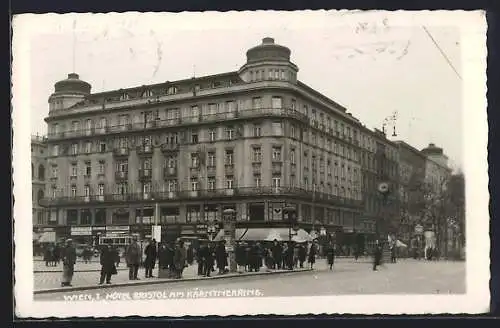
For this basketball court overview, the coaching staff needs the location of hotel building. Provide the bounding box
[41,37,368,244]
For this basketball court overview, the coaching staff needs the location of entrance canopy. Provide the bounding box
[213,228,293,242]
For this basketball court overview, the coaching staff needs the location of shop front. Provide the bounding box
[70,226,93,245]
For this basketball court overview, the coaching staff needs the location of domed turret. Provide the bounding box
[48,73,92,112]
[239,37,299,83]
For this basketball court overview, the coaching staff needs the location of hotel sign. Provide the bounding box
[106,226,130,231]
[71,227,92,236]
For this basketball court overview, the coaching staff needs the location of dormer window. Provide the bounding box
[142,89,153,98]
[167,86,178,95]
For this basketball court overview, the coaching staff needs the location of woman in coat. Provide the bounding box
[99,244,117,284]
[215,241,228,274]
[325,242,335,270]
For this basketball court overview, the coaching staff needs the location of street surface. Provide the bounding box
[34,258,465,301]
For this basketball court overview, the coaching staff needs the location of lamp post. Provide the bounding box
[222,208,237,273]
[283,206,296,242]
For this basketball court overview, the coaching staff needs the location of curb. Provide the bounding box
[34,268,129,273]
[34,269,312,295]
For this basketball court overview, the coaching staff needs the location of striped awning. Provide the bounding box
[213,228,292,242]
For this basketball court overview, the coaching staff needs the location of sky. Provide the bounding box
[20,11,463,169]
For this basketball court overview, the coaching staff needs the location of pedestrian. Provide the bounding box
[271,240,282,270]
[99,244,117,285]
[326,242,335,270]
[286,242,294,270]
[235,242,246,273]
[244,243,251,272]
[298,243,306,268]
[264,246,274,270]
[186,243,194,266]
[126,238,141,280]
[112,246,120,267]
[173,240,187,279]
[215,240,228,274]
[373,240,383,271]
[53,243,61,266]
[60,239,76,287]
[308,241,317,269]
[197,243,207,276]
[205,243,215,277]
[390,244,397,263]
[166,242,175,278]
[293,244,300,268]
[144,239,158,278]
[44,245,52,267]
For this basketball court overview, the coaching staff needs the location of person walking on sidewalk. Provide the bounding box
[99,244,117,285]
[197,243,208,276]
[60,239,76,287]
[204,242,215,277]
[308,241,317,269]
[298,244,306,268]
[173,240,187,279]
[215,240,228,274]
[126,238,141,280]
[372,240,383,271]
[144,239,158,278]
[325,242,335,270]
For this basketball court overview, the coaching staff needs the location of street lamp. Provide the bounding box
[222,208,237,273]
[283,206,296,242]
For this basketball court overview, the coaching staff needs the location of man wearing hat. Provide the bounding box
[61,238,76,287]
[126,237,141,280]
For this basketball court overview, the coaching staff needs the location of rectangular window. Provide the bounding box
[208,103,217,115]
[85,162,92,176]
[70,164,78,177]
[117,183,127,195]
[272,177,281,188]
[142,158,152,170]
[208,177,216,190]
[252,97,262,109]
[225,126,234,140]
[272,122,283,136]
[225,176,234,189]
[70,185,77,197]
[191,177,199,191]
[117,160,128,172]
[84,185,90,197]
[225,149,234,165]
[71,121,80,132]
[252,147,262,162]
[226,101,235,112]
[99,141,107,153]
[191,153,199,168]
[252,125,261,137]
[254,174,262,187]
[52,145,59,156]
[51,165,58,178]
[167,180,178,192]
[290,125,296,138]
[98,184,105,195]
[71,143,78,155]
[98,161,105,175]
[84,142,92,154]
[207,152,216,167]
[191,131,198,144]
[290,149,296,164]
[280,70,285,80]
[272,146,282,161]
[271,97,282,109]
[208,129,217,142]
[143,182,151,195]
[268,70,273,79]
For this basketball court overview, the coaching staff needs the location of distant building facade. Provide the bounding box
[32,135,48,227]
[41,38,366,245]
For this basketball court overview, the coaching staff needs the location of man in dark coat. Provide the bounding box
[215,240,228,274]
[60,239,76,287]
[166,242,175,277]
[285,242,294,270]
[197,243,208,276]
[271,240,282,269]
[126,238,141,280]
[144,239,158,278]
[235,242,246,273]
[373,240,383,271]
[173,240,187,279]
[204,243,215,277]
[298,244,307,268]
[308,242,317,269]
[250,242,262,272]
[186,244,194,265]
[99,244,117,284]
[326,242,335,270]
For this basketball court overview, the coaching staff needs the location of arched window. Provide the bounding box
[37,189,44,203]
[38,164,45,181]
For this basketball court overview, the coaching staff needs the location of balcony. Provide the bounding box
[113,147,129,157]
[137,144,153,155]
[163,166,177,178]
[161,143,180,153]
[139,169,152,180]
[115,171,128,180]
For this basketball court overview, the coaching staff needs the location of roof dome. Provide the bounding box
[53,73,91,95]
[245,37,292,63]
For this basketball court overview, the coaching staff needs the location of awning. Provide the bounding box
[37,231,56,243]
[213,228,292,242]
[396,240,408,248]
[292,229,313,243]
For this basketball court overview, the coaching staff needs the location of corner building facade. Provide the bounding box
[42,38,364,244]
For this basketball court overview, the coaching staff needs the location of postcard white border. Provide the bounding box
[12,10,489,317]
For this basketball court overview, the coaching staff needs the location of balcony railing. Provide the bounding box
[113,147,129,157]
[163,167,177,178]
[137,145,154,155]
[115,171,128,180]
[46,107,310,141]
[161,143,180,153]
[40,186,364,208]
[139,168,152,179]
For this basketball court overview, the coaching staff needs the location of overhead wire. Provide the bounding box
[422,25,462,80]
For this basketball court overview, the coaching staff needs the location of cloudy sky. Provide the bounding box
[18,11,463,169]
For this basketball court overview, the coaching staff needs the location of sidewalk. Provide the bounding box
[34,263,312,294]
[33,259,128,273]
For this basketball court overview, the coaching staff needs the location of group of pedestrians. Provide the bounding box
[43,243,61,267]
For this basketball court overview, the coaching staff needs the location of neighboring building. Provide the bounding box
[394,140,427,243]
[447,172,465,257]
[359,128,400,240]
[31,135,48,227]
[41,37,365,245]
[421,143,452,194]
